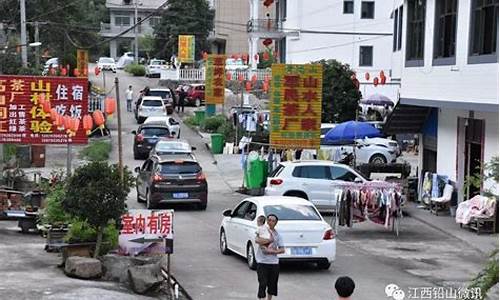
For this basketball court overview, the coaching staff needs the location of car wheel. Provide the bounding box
[146,189,155,209]
[195,98,201,107]
[220,229,230,255]
[246,243,257,270]
[369,154,387,165]
[284,191,308,200]
[317,260,331,270]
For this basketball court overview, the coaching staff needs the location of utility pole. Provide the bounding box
[114,77,124,182]
[134,0,139,63]
[20,0,28,67]
[34,21,40,70]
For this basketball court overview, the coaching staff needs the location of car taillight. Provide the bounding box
[196,172,206,181]
[269,179,283,185]
[323,229,335,240]
[136,134,144,142]
[152,173,163,182]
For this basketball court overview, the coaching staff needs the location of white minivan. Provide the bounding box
[137,96,167,123]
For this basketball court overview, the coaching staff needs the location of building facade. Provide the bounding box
[388,0,498,201]
[99,0,164,59]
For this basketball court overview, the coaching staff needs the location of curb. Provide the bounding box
[406,211,489,255]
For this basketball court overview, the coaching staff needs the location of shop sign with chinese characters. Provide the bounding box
[178,35,195,63]
[270,64,323,149]
[205,55,226,104]
[119,209,174,255]
[76,49,89,77]
[0,75,88,144]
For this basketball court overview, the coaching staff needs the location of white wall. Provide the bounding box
[400,0,499,106]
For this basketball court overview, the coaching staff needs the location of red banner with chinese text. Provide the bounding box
[0,75,89,144]
[270,64,323,149]
[205,55,226,104]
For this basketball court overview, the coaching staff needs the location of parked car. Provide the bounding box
[144,116,180,138]
[361,137,401,157]
[132,122,172,159]
[135,155,208,210]
[42,57,59,75]
[219,196,336,270]
[116,52,134,69]
[136,96,167,123]
[150,139,196,157]
[146,59,167,78]
[320,123,337,141]
[185,84,205,107]
[265,160,368,210]
[97,57,116,72]
[148,88,175,114]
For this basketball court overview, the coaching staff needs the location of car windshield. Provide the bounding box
[149,90,171,99]
[159,162,201,174]
[263,204,322,221]
[140,127,169,137]
[142,100,163,107]
[156,141,191,152]
[99,58,114,63]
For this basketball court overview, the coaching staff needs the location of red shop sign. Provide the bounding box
[0,75,89,144]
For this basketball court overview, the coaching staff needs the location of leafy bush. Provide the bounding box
[3,144,16,162]
[184,115,200,127]
[64,219,119,256]
[201,115,226,133]
[465,249,499,299]
[216,120,234,141]
[42,183,72,225]
[80,140,112,161]
[124,63,146,76]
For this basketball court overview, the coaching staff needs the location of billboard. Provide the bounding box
[205,55,226,104]
[270,64,323,149]
[0,75,89,144]
[178,35,195,63]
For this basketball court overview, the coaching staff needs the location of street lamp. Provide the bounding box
[29,42,42,70]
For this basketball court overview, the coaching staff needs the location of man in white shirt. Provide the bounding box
[125,85,133,112]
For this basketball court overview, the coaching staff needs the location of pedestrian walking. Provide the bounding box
[125,85,133,112]
[335,276,355,299]
[255,214,285,300]
[177,87,186,113]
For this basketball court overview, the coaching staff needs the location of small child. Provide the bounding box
[255,215,273,251]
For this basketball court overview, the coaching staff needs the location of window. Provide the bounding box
[114,15,130,26]
[149,17,161,27]
[433,0,458,64]
[159,162,201,175]
[141,159,153,172]
[398,6,403,50]
[406,0,426,66]
[269,164,284,177]
[361,2,374,19]
[292,166,330,179]
[469,0,498,63]
[244,203,257,221]
[359,46,373,66]
[263,204,322,221]
[343,1,354,14]
[331,166,358,182]
[233,201,250,219]
[140,127,169,137]
[280,0,287,20]
[393,9,399,51]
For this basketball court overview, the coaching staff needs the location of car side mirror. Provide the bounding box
[191,146,197,151]
[134,167,140,173]
[223,209,232,217]
[131,130,137,135]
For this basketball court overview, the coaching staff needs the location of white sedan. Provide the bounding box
[219,196,336,270]
[97,57,116,72]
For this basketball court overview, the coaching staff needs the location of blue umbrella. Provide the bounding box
[324,121,382,144]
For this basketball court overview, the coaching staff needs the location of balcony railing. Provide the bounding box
[100,22,154,35]
[160,68,272,82]
[247,19,283,33]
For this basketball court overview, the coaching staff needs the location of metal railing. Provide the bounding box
[161,68,272,82]
[88,92,104,112]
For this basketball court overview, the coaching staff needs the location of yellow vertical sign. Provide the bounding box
[205,55,226,104]
[76,49,88,77]
[178,35,195,63]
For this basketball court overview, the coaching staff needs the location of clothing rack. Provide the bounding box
[331,181,403,236]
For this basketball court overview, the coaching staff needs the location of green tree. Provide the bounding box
[63,162,134,258]
[153,0,214,60]
[313,59,361,123]
[257,48,275,69]
[139,34,155,60]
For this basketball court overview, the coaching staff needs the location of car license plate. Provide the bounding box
[173,192,188,199]
[291,247,312,255]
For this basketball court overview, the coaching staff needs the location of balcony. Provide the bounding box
[246,19,286,39]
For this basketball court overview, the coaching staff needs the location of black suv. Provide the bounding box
[132,122,172,159]
[135,155,208,210]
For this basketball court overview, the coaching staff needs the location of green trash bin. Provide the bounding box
[211,133,224,154]
[194,110,205,125]
[247,158,265,189]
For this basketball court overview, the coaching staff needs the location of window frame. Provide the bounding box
[343,0,354,14]
[433,0,458,66]
[359,45,374,67]
[114,15,131,26]
[393,8,399,52]
[468,0,499,64]
[405,0,426,67]
[361,1,375,19]
[398,6,403,50]
[232,201,250,219]
[292,165,331,180]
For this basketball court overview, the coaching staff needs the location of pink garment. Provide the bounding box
[455,195,496,225]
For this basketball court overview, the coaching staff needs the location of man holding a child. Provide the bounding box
[255,214,285,300]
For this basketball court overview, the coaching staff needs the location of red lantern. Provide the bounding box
[245,81,252,92]
[263,0,274,7]
[94,66,100,76]
[251,74,257,84]
[83,115,93,135]
[92,110,105,128]
[263,81,269,93]
[50,108,58,121]
[54,114,63,128]
[373,77,379,87]
[41,99,51,114]
[73,69,80,77]
[263,38,273,47]
[237,74,244,82]
[263,51,270,61]
[72,118,80,134]
[63,115,72,132]
[83,68,88,77]
[365,72,370,81]
[104,97,117,116]
[60,67,67,76]
[226,73,232,81]
[379,70,385,78]
[380,75,387,85]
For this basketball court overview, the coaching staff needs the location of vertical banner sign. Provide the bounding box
[76,49,88,77]
[178,35,195,63]
[0,75,89,144]
[205,55,226,104]
[270,64,323,149]
[119,209,174,255]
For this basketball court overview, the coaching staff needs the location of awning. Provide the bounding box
[383,102,431,135]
